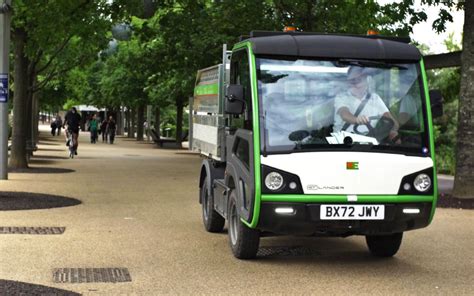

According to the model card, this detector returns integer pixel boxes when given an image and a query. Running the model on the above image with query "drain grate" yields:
[53,268,132,283]
[0,227,65,235]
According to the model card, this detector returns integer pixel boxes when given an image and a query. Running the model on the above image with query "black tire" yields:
[366,232,403,257]
[227,190,260,259]
[201,177,225,233]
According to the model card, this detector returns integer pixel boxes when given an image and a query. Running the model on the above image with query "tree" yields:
[453,0,474,198]
[9,1,112,168]
[9,0,143,169]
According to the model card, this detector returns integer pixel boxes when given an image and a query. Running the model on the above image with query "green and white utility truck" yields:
[189,31,442,259]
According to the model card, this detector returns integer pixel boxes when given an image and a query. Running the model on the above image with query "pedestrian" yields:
[50,119,57,136]
[100,119,108,143]
[107,116,117,144]
[55,115,62,136]
[89,114,99,144]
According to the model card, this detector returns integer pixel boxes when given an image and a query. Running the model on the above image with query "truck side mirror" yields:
[429,89,443,118]
[225,84,245,115]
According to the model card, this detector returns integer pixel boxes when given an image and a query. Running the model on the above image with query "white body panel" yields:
[193,123,218,145]
[261,152,433,195]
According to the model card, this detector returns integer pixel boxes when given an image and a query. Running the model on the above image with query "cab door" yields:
[224,48,255,223]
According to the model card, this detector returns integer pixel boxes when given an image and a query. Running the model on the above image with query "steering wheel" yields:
[353,116,399,144]
[352,116,382,135]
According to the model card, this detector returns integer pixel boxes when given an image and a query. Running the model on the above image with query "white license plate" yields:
[320,205,385,220]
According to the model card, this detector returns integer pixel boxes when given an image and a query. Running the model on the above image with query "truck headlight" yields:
[265,172,284,191]
[413,174,431,192]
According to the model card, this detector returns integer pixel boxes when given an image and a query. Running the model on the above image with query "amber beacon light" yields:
[367,29,379,35]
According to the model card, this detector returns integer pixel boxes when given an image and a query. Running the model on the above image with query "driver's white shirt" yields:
[334,91,389,134]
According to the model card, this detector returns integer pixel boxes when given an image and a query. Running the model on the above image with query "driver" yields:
[333,66,399,140]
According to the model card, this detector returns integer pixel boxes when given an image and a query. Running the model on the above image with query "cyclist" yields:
[63,107,82,156]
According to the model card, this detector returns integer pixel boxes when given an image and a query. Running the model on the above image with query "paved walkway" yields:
[0,125,472,295]
[1,125,202,294]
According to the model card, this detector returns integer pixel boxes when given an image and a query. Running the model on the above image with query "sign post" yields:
[0,0,11,180]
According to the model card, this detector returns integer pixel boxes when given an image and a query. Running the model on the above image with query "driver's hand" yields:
[389,130,401,144]
[356,115,369,125]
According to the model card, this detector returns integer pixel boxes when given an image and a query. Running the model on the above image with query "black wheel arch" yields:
[199,159,225,204]
[224,164,246,220]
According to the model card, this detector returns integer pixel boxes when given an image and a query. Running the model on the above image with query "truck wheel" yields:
[227,190,260,259]
[366,232,403,257]
[201,177,225,232]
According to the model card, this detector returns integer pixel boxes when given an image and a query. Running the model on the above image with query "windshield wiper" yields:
[336,59,407,70]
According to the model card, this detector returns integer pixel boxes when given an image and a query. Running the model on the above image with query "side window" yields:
[234,138,250,169]
[229,50,252,130]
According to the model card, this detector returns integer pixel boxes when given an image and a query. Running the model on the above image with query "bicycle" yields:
[66,129,76,158]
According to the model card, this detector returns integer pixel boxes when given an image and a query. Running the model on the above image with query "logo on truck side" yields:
[346,162,359,170]
[307,185,345,191]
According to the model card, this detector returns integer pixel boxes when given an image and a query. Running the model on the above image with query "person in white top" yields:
[333,66,399,141]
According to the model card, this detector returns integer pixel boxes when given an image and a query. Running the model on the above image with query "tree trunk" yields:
[117,107,124,135]
[33,93,39,147]
[129,108,136,138]
[453,1,474,199]
[154,106,160,138]
[25,75,35,156]
[136,104,145,141]
[126,107,132,137]
[176,98,183,146]
[9,29,29,169]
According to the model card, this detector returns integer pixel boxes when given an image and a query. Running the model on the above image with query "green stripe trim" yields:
[194,84,219,96]
[420,58,438,222]
[233,42,262,229]
[261,194,435,203]
[232,45,437,228]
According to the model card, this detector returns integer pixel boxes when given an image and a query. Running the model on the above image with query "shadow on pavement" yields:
[438,193,474,209]
[0,279,80,295]
[37,148,65,152]
[32,155,69,160]
[37,142,61,146]
[28,159,58,165]
[175,152,199,156]
[119,138,139,141]
[0,191,82,211]
[254,238,423,274]
[9,167,75,174]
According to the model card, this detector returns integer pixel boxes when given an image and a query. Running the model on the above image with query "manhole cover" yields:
[53,268,132,283]
[0,227,65,235]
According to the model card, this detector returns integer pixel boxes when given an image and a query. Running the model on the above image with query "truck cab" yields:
[190,31,442,259]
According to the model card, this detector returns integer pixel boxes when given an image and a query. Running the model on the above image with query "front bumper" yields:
[257,202,433,236]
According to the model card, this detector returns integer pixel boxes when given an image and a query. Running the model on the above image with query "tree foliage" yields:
[11,0,464,148]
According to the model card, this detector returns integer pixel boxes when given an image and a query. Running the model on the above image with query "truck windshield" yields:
[257,57,429,155]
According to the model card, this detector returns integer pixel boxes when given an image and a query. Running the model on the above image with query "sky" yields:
[378,0,464,54]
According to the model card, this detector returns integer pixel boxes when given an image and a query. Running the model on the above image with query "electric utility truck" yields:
[189,31,442,259]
